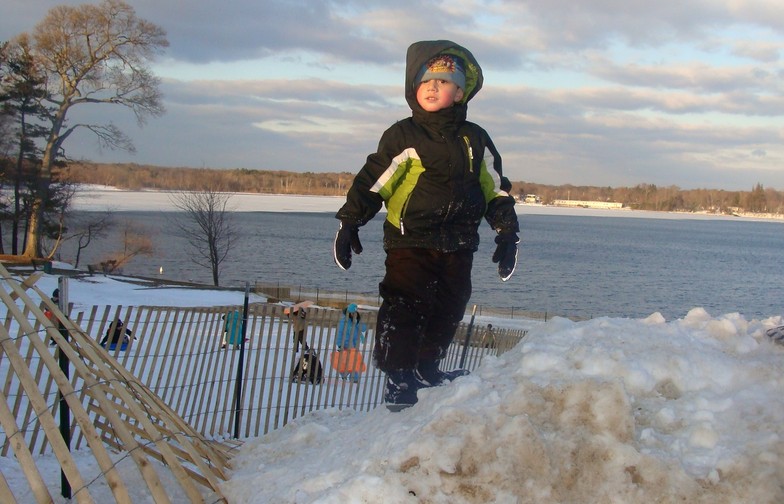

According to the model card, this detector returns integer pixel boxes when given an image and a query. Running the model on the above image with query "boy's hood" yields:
[405,40,483,111]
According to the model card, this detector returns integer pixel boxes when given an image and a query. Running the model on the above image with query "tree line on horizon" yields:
[66,161,783,215]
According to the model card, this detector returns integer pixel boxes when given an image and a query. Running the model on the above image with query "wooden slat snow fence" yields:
[0,265,526,502]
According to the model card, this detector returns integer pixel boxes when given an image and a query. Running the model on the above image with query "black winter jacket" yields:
[336,40,519,252]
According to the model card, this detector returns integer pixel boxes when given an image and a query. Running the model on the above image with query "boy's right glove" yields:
[333,221,363,270]
[492,232,519,282]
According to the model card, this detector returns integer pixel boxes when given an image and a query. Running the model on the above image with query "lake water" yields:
[60,211,784,321]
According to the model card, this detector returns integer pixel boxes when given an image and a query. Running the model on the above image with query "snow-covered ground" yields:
[228,310,784,504]
[2,190,783,502]
[3,268,783,503]
[71,185,347,213]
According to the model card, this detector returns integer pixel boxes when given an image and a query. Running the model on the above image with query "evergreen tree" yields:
[0,36,54,254]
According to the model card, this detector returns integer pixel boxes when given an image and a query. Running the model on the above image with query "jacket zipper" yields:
[399,193,412,235]
[462,136,473,173]
[399,136,473,236]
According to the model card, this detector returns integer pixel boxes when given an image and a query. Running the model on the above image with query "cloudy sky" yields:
[2,0,783,191]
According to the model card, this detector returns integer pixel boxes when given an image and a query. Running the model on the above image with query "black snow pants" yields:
[373,248,473,372]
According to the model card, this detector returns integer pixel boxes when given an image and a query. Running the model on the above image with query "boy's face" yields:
[416,79,464,112]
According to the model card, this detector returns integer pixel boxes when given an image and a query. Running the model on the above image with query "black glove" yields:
[333,221,363,270]
[492,232,519,281]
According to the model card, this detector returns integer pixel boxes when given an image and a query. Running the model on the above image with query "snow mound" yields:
[224,314,784,503]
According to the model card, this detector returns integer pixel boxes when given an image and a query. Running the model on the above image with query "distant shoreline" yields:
[73,186,784,223]
[515,202,784,222]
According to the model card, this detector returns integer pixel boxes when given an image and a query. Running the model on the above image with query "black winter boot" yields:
[416,359,469,387]
[385,369,420,412]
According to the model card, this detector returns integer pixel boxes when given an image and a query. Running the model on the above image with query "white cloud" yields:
[731,39,783,62]
[1,0,783,190]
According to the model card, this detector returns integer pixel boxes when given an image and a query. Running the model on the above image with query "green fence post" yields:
[232,283,250,439]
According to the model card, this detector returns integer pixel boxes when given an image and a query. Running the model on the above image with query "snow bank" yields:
[224,310,784,503]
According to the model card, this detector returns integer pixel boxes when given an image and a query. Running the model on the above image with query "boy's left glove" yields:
[333,221,363,270]
[492,232,519,282]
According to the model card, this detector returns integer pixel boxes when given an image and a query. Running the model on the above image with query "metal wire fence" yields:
[3,299,527,455]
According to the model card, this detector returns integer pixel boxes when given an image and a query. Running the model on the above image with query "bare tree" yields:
[99,220,153,273]
[63,211,114,268]
[169,190,238,286]
[11,0,168,258]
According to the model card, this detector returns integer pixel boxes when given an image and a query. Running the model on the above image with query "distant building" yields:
[551,199,624,210]
[522,194,542,204]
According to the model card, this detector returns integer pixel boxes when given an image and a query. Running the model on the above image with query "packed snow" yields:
[2,191,783,502]
[224,310,784,504]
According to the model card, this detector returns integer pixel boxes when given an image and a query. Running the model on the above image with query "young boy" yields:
[333,40,520,410]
